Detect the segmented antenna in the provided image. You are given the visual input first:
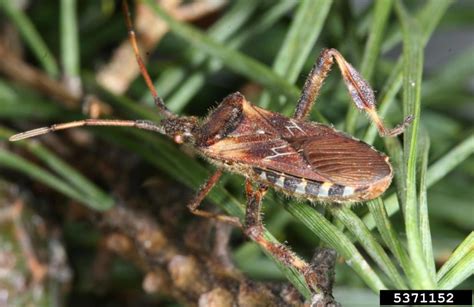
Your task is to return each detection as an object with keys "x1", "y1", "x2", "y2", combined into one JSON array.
[
  {"x1": 122, "y1": 0, "x2": 174, "y2": 118},
  {"x1": 9, "y1": 119, "x2": 165, "y2": 141}
]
